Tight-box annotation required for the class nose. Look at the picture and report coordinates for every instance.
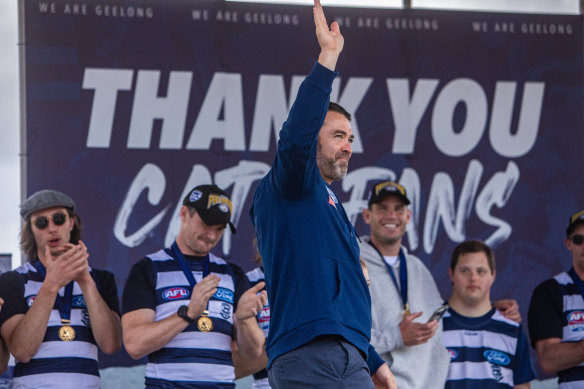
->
[47,219,59,232]
[342,139,352,155]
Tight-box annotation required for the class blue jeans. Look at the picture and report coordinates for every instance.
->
[267,336,374,389]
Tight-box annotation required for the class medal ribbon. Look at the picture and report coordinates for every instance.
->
[33,260,74,325]
[368,241,408,313]
[568,267,584,301]
[171,242,210,305]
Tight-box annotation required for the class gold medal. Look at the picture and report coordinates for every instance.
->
[403,304,411,318]
[59,325,76,341]
[197,316,213,332]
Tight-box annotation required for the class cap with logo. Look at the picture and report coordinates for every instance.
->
[20,189,76,220]
[183,184,236,233]
[567,209,584,237]
[368,181,410,208]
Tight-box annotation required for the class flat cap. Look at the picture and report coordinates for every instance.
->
[20,189,76,219]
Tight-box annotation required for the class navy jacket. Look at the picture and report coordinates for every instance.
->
[250,62,383,373]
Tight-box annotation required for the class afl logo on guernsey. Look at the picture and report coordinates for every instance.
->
[258,306,270,323]
[26,296,36,307]
[568,311,584,331]
[484,350,511,366]
[163,287,190,300]
[447,349,458,361]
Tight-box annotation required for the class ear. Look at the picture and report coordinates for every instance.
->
[362,208,371,225]
[179,206,188,223]
[406,208,412,223]
[68,215,75,232]
[448,267,454,283]
[492,269,497,282]
[565,237,572,251]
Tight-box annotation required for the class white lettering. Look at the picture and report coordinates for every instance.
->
[475,161,520,247]
[127,70,192,149]
[83,68,133,148]
[388,78,439,154]
[113,163,170,247]
[432,79,488,156]
[489,82,545,157]
[186,73,246,150]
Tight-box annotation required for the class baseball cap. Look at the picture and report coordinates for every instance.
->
[567,209,584,237]
[183,185,236,233]
[20,189,76,220]
[368,181,410,208]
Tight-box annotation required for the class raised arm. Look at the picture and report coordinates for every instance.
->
[74,241,122,354]
[313,0,344,71]
[268,0,345,198]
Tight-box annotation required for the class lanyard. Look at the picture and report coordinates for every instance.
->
[33,260,74,324]
[171,242,210,290]
[368,241,409,313]
[568,267,584,300]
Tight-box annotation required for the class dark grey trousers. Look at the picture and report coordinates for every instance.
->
[267,336,374,389]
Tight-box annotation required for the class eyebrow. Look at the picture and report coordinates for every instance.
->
[332,130,354,141]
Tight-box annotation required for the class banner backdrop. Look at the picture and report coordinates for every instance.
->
[23,0,583,368]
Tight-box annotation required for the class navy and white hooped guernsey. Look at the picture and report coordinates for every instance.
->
[442,307,535,388]
[529,271,584,389]
[122,247,248,389]
[0,262,119,389]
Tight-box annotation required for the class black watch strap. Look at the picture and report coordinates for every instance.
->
[177,305,195,323]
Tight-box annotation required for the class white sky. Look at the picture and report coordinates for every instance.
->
[0,0,579,269]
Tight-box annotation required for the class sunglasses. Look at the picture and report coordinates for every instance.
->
[32,212,68,230]
[570,234,584,245]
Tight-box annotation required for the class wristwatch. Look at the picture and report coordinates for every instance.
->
[177,305,195,323]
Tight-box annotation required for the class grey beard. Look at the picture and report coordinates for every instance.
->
[318,157,348,182]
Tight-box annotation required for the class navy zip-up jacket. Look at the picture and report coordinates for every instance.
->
[249,62,383,373]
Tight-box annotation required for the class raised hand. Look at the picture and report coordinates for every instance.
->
[235,282,268,321]
[313,0,344,70]
[399,311,439,346]
[187,274,220,319]
[44,242,89,289]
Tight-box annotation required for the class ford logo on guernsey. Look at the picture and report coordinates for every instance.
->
[484,350,511,366]
[568,311,584,331]
[163,287,190,300]
[72,295,87,308]
[214,288,234,303]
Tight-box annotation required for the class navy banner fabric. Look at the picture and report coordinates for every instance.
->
[23,0,582,368]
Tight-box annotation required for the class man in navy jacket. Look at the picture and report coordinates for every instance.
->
[249,1,395,388]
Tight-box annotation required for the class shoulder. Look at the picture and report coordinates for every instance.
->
[359,237,381,264]
[531,276,563,297]
[246,267,264,283]
[492,309,520,328]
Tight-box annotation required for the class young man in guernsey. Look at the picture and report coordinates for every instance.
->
[122,184,267,388]
[0,189,122,389]
[442,240,535,388]
[528,210,584,388]
[249,1,395,387]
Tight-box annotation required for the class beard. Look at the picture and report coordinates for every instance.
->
[317,149,350,183]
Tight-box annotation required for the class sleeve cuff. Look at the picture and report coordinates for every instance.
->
[367,344,385,376]
[307,62,338,91]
